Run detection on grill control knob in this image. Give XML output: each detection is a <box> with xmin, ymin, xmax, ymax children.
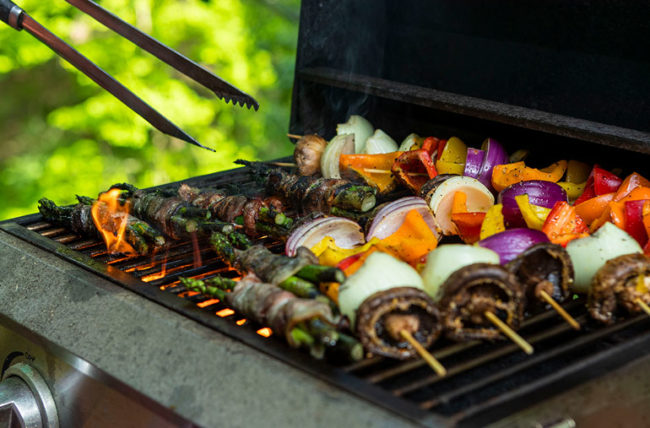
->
<box><xmin>0</xmin><ymin>363</ymin><xmax>58</xmax><ymax>428</ymax></box>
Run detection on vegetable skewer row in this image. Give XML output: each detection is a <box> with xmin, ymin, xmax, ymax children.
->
<box><xmin>177</xmin><ymin>184</ymin><xmax>293</xmax><ymax>238</ymax></box>
<box><xmin>235</xmin><ymin>160</ymin><xmax>377</xmax><ymax>215</ymax></box>
<box><xmin>109</xmin><ymin>183</ymin><xmax>240</xmax><ymax>241</ymax></box>
<box><xmin>38</xmin><ymin>196</ymin><xmax>165</xmax><ymax>255</ymax></box>
<box><xmin>180</xmin><ymin>275</ymin><xmax>362</xmax><ymax>362</ymax></box>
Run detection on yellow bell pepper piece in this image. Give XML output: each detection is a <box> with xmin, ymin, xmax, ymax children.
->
<box><xmin>566</xmin><ymin>160</ymin><xmax>591</xmax><ymax>183</ymax></box>
<box><xmin>491</xmin><ymin>160</ymin><xmax>567</xmax><ymax>192</ymax></box>
<box><xmin>515</xmin><ymin>194</ymin><xmax>551</xmax><ymax>230</ymax></box>
<box><xmin>558</xmin><ymin>181</ymin><xmax>586</xmax><ymax>201</ymax></box>
<box><xmin>479</xmin><ymin>204</ymin><xmax>505</xmax><ymax>239</ymax></box>
<box><xmin>435</xmin><ymin>136</ymin><xmax>467</xmax><ymax>175</ymax></box>
<box><xmin>311</xmin><ymin>236</ymin><xmax>380</xmax><ymax>267</ymax></box>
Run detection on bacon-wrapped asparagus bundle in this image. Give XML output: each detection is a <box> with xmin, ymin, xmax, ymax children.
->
<box><xmin>181</xmin><ymin>275</ymin><xmax>362</xmax><ymax>362</ymax></box>
<box><xmin>109</xmin><ymin>183</ymin><xmax>237</xmax><ymax>240</ymax></box>
<box><xmin>177</xmin><ymin>184</ymin><xmax>292</xmax><ymax>238</ymax></box>
<box><xmin>235</xmin><ymin>160</ymin><xmax>377</xmax><ymax>215</ymax></box>
<box><xmin>210</xmin><ymin>232</ymin><xmax>321</xmax><ymax>298</ymax></box>
<box><xmin>38</xmin><ymin>197</ymin><xmax>165</xmax><ymax>255</ymax></box>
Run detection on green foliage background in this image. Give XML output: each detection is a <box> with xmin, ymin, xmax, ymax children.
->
<box><xmin>0</xmin><ymin>0</ymin><xmax>299</xmax><ymax>220</ymax></box>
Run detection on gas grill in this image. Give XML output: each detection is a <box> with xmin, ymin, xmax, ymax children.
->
<box><xmin>2</xmin><ymin>1</ymin><xmax>650</xmax><ymax>427</ymax></box>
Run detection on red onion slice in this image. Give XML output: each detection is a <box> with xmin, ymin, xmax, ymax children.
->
<box><xmin>477</xmin><ymin>138</ymin><xmax>509</xmax><ymax>190</ymax></box>
<box><xmin>464</xmin><ymin>148</ymin><xmax>485</xmax><ymax>179</ymax></box>
<box><xmin>478</xmin><ymin>228</ymin><xmax>550</xmax><ymax>264</ymax></box>
<box><xmin>367</xmin><ymin>197</ymin><xmax>440</xmax><ymax>241</ymax></box>
<box><xmin>498</xmin><ymin>180</ymin><xmax>568</xmax><ymax>227</ymax></box>
<box><xmin>286</xmin><ymin>217</ymin><xmax>365</xmax><ymax>256</ymax></box>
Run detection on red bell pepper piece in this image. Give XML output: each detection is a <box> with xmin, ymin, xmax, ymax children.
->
<box><xmin>542</xmin><ymin>201</ymin><xmax>589</xmax><ymax>246</ymax></box>
<box><xmin>451</xmin><ymin>212</ymin><xmax>486</xmax><ymax>244</ymax></box>
<box><xmin>436</xmin><ymin>139</ymin><xmax>447</xmax><ymax>162</ymax></box>
<box><xmin>392</xmin><ymin>149</ymin><xmax>437</xmax><ymax>193</ymax></box>
<box><xmin>593</xmin><ymin>167</ymin><xmax>622</xmax><ymax>196</ymax></box>
<box><xmin>421</xmin><ymin>136</ymin><xmax>440</xmax><ymax>155</ymax></box>
<box><xmin>624</xmin><ymin>199</ymin><xmax>648</xmax><ymax>247</ymax></box>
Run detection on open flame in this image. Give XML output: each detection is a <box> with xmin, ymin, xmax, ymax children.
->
<box><xmin>91</xmin><ymin>189</ymin><xmax>137</xmax><ymax>255</ymax></box>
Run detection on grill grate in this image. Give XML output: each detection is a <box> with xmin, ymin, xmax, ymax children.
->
<box><xmin>3</xmin><ymin>169</ymin><xmax>650</xmax><ymax>427</ymax></box>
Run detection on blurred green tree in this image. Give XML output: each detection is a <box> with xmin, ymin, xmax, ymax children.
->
<box><xmin>0</xmin><ymin>0</ymin><xmax>299</xmax><ymax>219</ymax></box>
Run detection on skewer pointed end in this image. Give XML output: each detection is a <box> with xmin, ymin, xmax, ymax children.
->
<box><xmin>484</xmin><ymin>311</ymin><xmax>534</xmax><ymax>355</ymax></box>
<box><xmin>400</xmin><ymin>330</ymin><xmax>447</xmax><ymax>377</ymax></box>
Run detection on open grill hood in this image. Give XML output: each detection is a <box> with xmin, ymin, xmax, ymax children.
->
<box><xmin>2</xmin><ymin>1</ymin><xmax>650</xmax><ymax>427</ymax></box>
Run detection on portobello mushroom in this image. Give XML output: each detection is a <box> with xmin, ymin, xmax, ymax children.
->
<box><xmin>440</xmin><ymin>263</ymin><xmax>524</xmax><ymax>341</ymax></box>
<box><xmin>507</xmin><ymin>243</ymin><xmax>574</xmax><ymax>312</ymax></box>
<box><xmin>588</xmin><ymin>253</ymin><xmax>650</xmax><ymax>324</ymax></box>
<box><xmin>356</xmin><ymin>287</ymin><xmax>441</xmax><ymax>359</ymax></box>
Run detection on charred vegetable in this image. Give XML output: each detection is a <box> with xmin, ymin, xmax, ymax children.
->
<box><xmin>294</xmin><ymin>134</ymin><xmax>327</xmax><ymax>176</ymax></box>
<box><xmin>507</xmin><ymin>243</ymin><xmax>574</xmax><ymax>311</ymax></box>
<box><xmin>356</xmin><ymin>286</ymin><xmax>442</xmax><ymax>359</ymax></box>
<box><xmin>588</xmin><ymin>253</ymin><xmax>650</xmax><ymax>324</ymax></box>
<box><xmin>440</xmin><ymin>263</ymin><xmax>524</xmax><ymax>341</ymax></box>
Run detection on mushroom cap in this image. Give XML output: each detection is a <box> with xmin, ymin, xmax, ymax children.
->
<box><xmin>356</xmin><ymin>287</ymin><xmax>441</xmax><ymax>359</ymax></box>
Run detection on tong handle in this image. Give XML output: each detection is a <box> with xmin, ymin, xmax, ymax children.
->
<box><xmin>0</xmin><ymin>0</ymin><xmax>23</xmax><ymax>29</ymax></box>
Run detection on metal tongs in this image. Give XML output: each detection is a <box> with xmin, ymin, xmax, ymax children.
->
<box><xmin>0</xmin><ymin>0</ymin><xmax>260</xmax><ymax>151</ymax></box>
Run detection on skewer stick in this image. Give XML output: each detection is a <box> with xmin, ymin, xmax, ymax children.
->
<box><xmin>484</xmin><ymin>311</ymin><xmax>534</xmax><ymax>355</ymax></box>
<box><xmin>287</xmin><ymin>133</ymin><xmax>303</xmax><ymax>140</ymax></box>
<box><xmin>400</xmin><ymin>330</ymin><xmax>447</xmax><ymax>377</ymax></box>
<box><xmin>362</xmin><ymin>168</ymin><xmax>429</xmax><ymax>177</ymax></box>
<box><xmin>266</xmin><ymin>161</ymin><xmax>297</xmax><ymax>168</ymax></box>
<box><xmin>635</xmin><ymin>298</ymin><xmax>650</xmax><ymax>316</ymax></box>
<box><xmin>539</xmin><ymin>290</ymin><xmax>581</xmax><ymax>330</ymax></box>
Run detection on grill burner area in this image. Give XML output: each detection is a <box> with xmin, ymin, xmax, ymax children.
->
<box><xmin>3</xmin><ymin>168</ymin><xmax>650</xmax><ymax>427</ymax></box>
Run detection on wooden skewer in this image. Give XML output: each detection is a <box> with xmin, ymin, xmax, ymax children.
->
<box><xmin>539</xmin><ymin>290</ymin><xmax>581</xmax><ymax>330</ymax></box>
<box><xmin>266</xmin><ymin>161</ymin><xmax>297</xmax><ymax>168</ymax></box>
<box><xmin>287</xmin><ymin>133</ymin><xmax>303</xmax><ymax>140</ymax></box>
<box><xmin>362</xmin><ymin>168</ymin><xmax>429</xmax><ymax>177</ymax></box>
<box><xmin>400</xmin><ymin>330</ymin><xmax>447</xmax><ymax>377</ymax></box>
<box><xmin>635</xmin><ymin>298</ymin><xmax>650</xmax><ymax>316</ymax></box>
<box><xmin>484</xmin><ymin>311</ymin><xmax>534</xmax><ymax>355</ymax></box>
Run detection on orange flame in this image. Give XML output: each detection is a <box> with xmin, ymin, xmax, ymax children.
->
<box><xmin>91</xmin><ymin>189</ymin><xmax>137</xmax><ymax>255</ymax></box>
<box><xmin>141</xmin><ymin>254</ymin><xmax>168</xmax><ymax>282</ymax></box>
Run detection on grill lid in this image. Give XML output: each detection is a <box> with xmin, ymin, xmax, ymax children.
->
<box><xmin>290</xmin><ymin>0</ymin><xmax>650</xmax><ymax>152</ymax></box>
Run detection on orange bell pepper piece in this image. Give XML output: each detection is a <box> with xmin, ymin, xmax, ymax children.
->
<box><xmin>614</xmin><ymin>173</ymin><xmax>650</xmax><ymax>201</ymax></box>
<box><xmin>451</xmin><ymin>212</ymin><xmax>486</xmax><ymax>244</ymax></box>
<box><xmin>451</xmin><ymin>191</ymin><xmax>468</xmax><ymax>215</ymax></box>
<box><xmin>574</xmin><ymin>193</ymin><xmax>614</xmax><ymax>225</ymax></box>
<box><xmin>491</xmin><ymin>160</ymin><xmax>567</xmax><ymax>192</ymax></box>
<box><xmin>379</xmin><ymin>209</ymin><xmax>438</xmax><ymax>266</ymax></box>
<box><xmin>542</xmin><ymin>201</ymin><xmax>589</xmax><ymax>246</ymax></box>
<box><xmin>340</xmin><ymin>152</ymin><xmax>403</xmax><ymax>193</ymax></box>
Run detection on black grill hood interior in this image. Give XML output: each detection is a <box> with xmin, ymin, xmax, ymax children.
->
<box><xmin>290</xmin><ymin>0</ymin><xmax>650</xmax><ymax>162</ymax></box>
